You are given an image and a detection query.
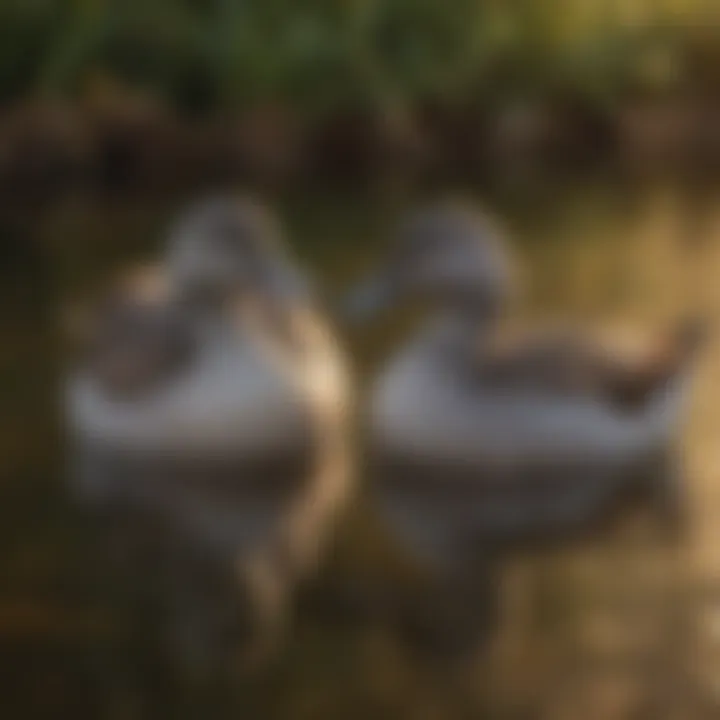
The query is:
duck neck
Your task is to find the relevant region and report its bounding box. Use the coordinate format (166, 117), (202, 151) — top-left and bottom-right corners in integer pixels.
(431, 302), (497, 370)
(171, 290), (234, 346)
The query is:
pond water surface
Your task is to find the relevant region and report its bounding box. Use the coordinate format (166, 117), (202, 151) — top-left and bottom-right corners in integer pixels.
(3, 174), (720, 718)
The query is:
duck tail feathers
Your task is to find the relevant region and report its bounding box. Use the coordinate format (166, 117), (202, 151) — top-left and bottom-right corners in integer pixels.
(644, 316), (710, 433)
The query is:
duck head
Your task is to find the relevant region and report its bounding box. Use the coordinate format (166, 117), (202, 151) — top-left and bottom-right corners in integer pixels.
(166, 195), (309, 314)
(343, 201), (514, 327)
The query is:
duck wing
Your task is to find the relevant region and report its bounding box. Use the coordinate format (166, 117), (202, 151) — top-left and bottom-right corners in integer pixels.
(475, 317), (707, 410)
(82, 296), (197, 400)
(475, 327), (599, 397)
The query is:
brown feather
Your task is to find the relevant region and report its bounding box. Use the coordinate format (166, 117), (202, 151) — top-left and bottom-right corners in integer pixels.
(474, 318), (706, 411)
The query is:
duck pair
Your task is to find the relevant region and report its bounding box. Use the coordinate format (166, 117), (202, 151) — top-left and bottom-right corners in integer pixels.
(65, 195), (701, 668)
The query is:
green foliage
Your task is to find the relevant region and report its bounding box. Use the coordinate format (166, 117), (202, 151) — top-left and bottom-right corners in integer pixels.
(0, 0), (714, 113)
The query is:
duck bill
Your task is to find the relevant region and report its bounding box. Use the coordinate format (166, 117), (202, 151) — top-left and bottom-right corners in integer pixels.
(339, 273), (398, 324)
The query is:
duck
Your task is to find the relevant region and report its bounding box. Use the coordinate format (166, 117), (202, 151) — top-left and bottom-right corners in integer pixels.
(65, 195), (353, 673)
(341, 200), (702, 656)
(344, 201), (703, 547)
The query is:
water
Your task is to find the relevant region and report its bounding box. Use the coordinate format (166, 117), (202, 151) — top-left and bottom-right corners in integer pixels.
(2, 175), (720, 717)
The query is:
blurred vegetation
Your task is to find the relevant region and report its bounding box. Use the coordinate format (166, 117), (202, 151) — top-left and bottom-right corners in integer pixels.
(0, 0), (717, 189)
(0, 0), (718, 117)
